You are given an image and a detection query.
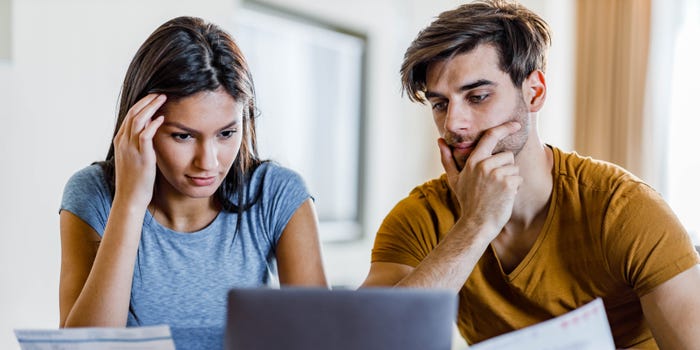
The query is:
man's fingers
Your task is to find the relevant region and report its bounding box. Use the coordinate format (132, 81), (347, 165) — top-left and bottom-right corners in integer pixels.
(476, 151), (515, 175)
(469, 121), (521, 162)
(438, 138), (459, 177)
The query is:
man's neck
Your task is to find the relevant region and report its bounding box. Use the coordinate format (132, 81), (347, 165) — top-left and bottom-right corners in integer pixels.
(490, 137), (554, 273)
(509, 137), (554, 230)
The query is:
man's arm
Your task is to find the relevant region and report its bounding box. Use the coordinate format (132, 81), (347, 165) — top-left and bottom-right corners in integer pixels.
(639, 265), (700, 349)
(362, 218), (493, 291)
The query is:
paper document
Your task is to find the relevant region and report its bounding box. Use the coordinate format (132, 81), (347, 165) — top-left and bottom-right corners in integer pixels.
(14, 325), (175, 350)
(469, 298), (615, 350)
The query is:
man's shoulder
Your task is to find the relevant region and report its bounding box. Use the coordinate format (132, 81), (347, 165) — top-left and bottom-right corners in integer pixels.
(389, 174), (456, 219)
(552, 146), (644, 193)
(406, 174), (451, 202)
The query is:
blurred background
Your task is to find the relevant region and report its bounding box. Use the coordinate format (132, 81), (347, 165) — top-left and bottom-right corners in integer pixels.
(0, 0), (698, 349)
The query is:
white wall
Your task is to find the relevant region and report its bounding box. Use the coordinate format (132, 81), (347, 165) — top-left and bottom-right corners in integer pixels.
(0, 1), (574, 349)
(0, 1), (236, 347)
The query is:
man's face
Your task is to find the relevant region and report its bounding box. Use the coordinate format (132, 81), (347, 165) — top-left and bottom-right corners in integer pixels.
(425, 44), (531, 169)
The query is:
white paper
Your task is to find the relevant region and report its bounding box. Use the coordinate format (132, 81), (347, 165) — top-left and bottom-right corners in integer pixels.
(469, 298), (615, 350)
(14, 325), (175, 350)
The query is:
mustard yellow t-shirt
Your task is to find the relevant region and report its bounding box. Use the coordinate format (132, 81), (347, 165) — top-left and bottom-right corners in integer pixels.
(371, 146), (699, 349)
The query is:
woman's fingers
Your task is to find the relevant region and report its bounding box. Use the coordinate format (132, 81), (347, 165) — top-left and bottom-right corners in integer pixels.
(129, 94), (166, 144)
(116, 94), (159, 140)
(139, 116), (164, 153)
(116, 94), (166, 145)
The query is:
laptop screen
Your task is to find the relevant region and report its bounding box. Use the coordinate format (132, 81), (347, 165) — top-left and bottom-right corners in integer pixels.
(225, 287), (457, 350)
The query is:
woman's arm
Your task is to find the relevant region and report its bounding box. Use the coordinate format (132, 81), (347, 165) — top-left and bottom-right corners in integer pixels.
(59, 211), (100, 326)
(60, 94), (166, 327)
(59, 204), (145, 327)
(275, 199), (329, 287)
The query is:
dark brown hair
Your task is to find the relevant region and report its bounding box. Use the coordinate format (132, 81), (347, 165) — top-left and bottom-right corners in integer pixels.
(100, 16), (263, 212)
(401, 0), (551, 102)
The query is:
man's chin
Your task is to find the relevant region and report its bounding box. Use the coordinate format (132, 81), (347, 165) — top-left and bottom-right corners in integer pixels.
(452, 153), (468, 171)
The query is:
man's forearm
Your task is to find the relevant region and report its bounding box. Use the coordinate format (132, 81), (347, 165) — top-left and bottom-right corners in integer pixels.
(396, 218), (496, 292)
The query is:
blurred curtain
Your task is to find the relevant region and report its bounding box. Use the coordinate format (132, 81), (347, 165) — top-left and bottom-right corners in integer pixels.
(574, 0), (651, 176)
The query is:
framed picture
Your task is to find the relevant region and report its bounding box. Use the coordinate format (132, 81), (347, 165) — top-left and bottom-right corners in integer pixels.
(233, 2), (366, 241)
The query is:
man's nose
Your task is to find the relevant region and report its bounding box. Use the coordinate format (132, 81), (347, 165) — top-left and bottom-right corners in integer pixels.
(444, 103), (472, 133)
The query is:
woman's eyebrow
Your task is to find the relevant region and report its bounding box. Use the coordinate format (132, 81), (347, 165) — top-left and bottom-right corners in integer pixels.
(163, 119), (240, 134)
(218, 120), (239, 131)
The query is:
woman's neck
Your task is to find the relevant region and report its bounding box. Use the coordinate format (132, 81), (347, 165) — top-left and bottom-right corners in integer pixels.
(150, 188), (221, 233)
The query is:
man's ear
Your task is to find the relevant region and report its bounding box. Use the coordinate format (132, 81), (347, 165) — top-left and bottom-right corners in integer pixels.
(523, 70), (546, 112)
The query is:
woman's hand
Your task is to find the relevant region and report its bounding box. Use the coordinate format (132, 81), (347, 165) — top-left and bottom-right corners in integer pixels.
(113, 94), (166, 208)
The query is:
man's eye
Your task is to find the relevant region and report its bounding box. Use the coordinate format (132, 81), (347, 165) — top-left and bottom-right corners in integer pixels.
(432, 102), (447, 112)
(220, 130), (237, 138)
(172, 133), (192, 141)
(469, 94), (489, 103)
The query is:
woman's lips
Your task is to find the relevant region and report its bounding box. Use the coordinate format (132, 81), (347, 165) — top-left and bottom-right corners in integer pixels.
(187, 175), (216, 187)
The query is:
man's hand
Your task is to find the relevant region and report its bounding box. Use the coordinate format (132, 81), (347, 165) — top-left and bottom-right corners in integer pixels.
(438, 121), (523, 240)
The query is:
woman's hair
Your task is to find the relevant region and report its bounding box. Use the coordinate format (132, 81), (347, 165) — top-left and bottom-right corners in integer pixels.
(400, 0), (551, 103)
(99, 16), (263, 212)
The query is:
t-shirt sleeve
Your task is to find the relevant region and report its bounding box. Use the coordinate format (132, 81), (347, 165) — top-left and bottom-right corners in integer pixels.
(257, 163), (312, 245)
(59, 165), (112, 237)
(603, 182), (700, 296)
(371, 191), (443, 268)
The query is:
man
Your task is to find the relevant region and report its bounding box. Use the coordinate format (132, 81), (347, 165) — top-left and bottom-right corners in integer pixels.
(361, 1), (700, 349)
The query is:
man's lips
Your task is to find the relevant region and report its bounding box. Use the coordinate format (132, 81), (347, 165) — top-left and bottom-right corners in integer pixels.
(450, 142), (475, 158)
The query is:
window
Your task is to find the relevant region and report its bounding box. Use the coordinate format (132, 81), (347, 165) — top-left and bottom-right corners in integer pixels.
(665, 0), (700, 243)
(233, 2), (366, 241)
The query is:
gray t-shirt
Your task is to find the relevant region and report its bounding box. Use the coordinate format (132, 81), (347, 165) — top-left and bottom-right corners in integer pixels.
(60, 162), (311, 349)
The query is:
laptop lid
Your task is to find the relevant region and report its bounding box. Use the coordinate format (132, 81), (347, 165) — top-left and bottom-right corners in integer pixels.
(225, 287), (456, 350)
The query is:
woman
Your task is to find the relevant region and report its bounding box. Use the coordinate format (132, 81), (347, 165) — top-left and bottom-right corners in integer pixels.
(58, 16), (328, 349)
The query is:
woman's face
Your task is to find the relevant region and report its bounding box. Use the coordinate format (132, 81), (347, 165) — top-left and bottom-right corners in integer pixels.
(152, 88), (244, 200)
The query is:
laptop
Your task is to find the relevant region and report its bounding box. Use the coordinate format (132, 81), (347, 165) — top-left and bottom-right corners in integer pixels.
(225, 287), (457, 350)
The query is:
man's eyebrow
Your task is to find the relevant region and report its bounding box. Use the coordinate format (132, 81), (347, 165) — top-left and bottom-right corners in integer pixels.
(424, 79), (496, 100)
(460, 79), (496, 91)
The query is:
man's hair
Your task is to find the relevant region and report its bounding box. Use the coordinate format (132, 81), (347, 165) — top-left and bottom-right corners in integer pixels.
(401, 0), (551, 103)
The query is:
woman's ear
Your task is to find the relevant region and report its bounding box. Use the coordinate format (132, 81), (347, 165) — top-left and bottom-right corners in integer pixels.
(523, 70), (547, 112)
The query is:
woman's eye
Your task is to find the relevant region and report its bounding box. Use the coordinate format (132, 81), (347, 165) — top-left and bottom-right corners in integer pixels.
(220, 130), (237, 138)
(172, 133), (192, 141)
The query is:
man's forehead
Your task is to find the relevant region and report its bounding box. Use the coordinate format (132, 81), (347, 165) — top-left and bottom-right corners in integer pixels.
(425, 45), (505, 90)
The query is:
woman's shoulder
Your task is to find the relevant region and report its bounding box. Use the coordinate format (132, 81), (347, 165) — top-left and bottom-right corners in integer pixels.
(249, 161), (306, 188)
(244, 161), (310, 203)
(69, 163), (105, 180)
(63, 163), (111, 203)
(252, 161), (299, 178)
(61, 163), (112, 234)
